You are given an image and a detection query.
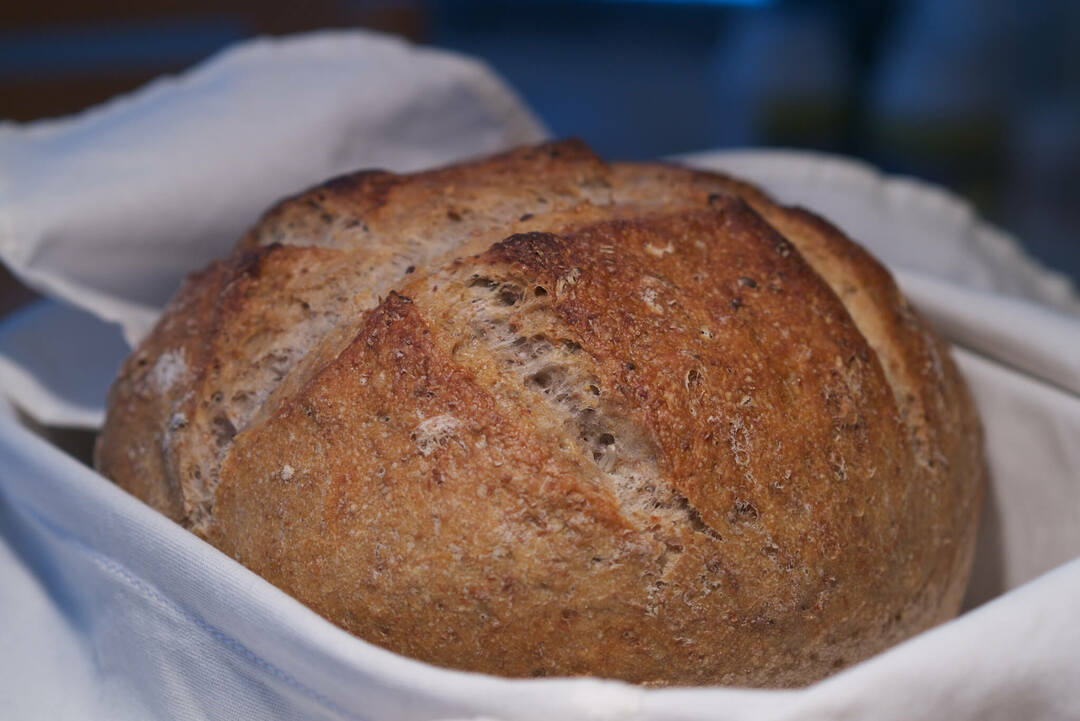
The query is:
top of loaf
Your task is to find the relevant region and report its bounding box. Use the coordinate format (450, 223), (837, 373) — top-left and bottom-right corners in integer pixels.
(95, 140), (983, 686)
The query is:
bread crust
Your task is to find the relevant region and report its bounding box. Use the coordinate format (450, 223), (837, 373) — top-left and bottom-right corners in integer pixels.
(96, 140), (983, 687)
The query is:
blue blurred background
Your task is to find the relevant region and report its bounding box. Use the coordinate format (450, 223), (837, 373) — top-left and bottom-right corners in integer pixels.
(1, 0), (1077, 313)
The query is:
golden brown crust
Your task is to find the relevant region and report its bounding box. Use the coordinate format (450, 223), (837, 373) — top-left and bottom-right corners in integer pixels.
(237, 138), (611, 256)
(96, 259), (235, 523)
(97, 140), (616, 536)
(96, 140), (984, 687)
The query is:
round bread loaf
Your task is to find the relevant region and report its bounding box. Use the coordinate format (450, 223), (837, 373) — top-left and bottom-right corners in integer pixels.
(95, 140), (984, 687)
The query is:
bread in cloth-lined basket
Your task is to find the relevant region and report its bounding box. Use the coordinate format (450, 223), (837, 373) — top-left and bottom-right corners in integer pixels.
(96, 140), (984, 687)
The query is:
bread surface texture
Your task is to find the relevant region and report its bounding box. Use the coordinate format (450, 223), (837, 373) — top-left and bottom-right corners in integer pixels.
(96, 140), (984, 687)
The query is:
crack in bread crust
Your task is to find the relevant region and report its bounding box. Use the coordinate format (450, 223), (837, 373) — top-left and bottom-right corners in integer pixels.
(441, 264), (724, 545)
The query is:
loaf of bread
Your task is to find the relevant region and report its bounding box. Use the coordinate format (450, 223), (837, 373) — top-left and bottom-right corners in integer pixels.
(95, 140), (984, 687)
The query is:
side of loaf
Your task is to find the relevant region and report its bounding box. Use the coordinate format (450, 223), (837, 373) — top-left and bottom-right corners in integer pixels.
(95, 140), (984, 687)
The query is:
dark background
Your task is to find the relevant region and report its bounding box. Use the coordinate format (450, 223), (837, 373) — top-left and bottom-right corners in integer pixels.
(2, 0), (1077, 318)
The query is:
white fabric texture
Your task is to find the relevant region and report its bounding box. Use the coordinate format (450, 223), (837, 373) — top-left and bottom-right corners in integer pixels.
(2, 29), (1079, 721)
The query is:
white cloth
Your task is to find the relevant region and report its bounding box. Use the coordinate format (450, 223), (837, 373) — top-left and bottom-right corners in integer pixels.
(2, 30), (1079, 721)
